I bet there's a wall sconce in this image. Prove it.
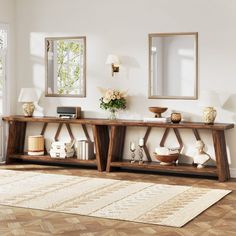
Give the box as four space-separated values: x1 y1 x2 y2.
106 54 120 77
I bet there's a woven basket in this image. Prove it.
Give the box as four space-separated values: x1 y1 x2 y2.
28 135 44 155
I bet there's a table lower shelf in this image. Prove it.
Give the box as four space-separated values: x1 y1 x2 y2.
9 154 97 166
109 161 218 177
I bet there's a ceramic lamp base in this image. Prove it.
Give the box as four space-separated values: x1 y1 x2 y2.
203 107 216 124
22 102 35 117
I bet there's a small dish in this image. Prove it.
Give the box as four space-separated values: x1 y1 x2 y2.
149 107 168 118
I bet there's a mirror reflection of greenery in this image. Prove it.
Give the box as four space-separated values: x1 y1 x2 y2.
0 29 7 50
0 58 2 91
56 40 83 94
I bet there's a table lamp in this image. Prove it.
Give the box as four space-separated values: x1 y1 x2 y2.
18 88 38 117
199 91 220 124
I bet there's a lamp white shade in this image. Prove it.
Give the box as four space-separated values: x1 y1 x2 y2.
18 88 38 102
199 91 220 107
105 54 120 65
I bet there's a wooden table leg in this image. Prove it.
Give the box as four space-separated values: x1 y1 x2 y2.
160 128 170 147
143 127 152 162
6 121 27 164
40 123 48 154
192 128 201 141
106 126 126 172
212 130 230 182
54 123 63 141
93 125 109 172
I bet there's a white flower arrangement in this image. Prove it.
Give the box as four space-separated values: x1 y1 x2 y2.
98 88 127 111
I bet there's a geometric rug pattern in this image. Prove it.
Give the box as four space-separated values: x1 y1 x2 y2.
0 169 231 227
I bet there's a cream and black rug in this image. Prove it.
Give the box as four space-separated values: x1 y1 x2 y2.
0 169 231 227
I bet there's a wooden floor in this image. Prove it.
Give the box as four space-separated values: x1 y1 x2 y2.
0 164 235 236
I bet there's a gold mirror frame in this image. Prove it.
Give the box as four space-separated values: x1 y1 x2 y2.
148 32 198 100
45 36 86 97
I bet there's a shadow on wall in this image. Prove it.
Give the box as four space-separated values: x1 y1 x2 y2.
119 56 140 80
222 94 236 122
117 94 148 119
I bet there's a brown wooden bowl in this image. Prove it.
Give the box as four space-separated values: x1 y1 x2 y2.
154 153 179 165
149 107 168 118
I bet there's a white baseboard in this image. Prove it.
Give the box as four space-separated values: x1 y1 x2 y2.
230 168 236 178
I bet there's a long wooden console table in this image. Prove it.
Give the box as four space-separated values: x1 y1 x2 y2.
2 116 110 171
2 116 234 181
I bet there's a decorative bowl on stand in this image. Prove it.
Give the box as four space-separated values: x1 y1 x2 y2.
154 153 179 165
149 107 168 118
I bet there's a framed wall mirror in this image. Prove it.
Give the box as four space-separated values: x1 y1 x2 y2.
148 32 198 99
45 36 86 97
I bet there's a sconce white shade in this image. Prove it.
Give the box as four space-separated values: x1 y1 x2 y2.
199 91 220 107
105 54 120 65
18 88 38 102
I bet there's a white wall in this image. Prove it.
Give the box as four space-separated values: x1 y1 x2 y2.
0 0 16 162
0 0 16 114
15 0 236 172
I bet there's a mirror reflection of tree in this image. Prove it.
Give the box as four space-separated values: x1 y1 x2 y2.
56 40 84 94
0 58 3 92
46 37 86 97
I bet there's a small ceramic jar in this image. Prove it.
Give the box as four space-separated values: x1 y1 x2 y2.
171 112 182 123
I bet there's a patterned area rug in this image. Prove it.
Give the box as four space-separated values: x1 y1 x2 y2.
0 169 231 227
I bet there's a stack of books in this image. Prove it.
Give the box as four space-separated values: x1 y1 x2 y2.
49 141 74 159
143 117 170 123
76 140 95 160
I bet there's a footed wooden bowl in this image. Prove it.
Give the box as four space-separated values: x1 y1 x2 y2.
154 153 179 166
149 107 168 118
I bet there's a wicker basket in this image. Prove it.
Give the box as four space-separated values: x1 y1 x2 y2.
28 135 44 155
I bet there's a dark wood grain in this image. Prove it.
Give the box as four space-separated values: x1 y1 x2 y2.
106 126 126 172
110 160 218 176
143 127 152 161
6 121 27 164
173 128 184 151
192 128 201 140
5 119 109 172
2 116 234 181
81 124 91 142
65 123 74 141
2 116 234 130
9 154 96 166
212 130 230 182
40 123 48 154
40 123 48 135
54 123 63 141
106 126 115 172
159 128 183 151
93 125 109 171
160 128 170 147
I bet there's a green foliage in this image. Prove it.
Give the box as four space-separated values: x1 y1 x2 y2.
100 97 126 110
56 40 83 94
